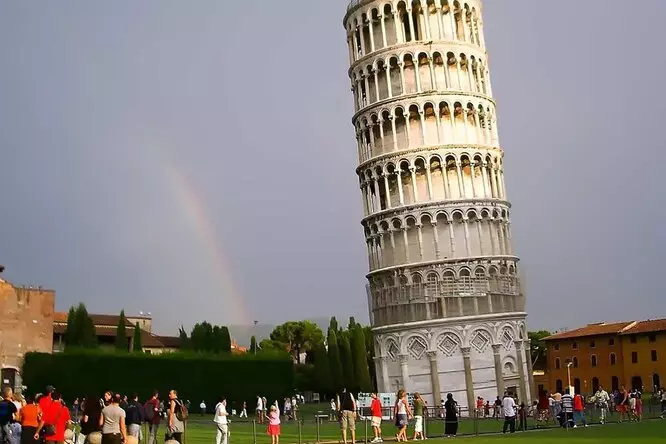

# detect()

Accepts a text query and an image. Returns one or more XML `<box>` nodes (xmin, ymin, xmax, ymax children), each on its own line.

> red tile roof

<box><xmin>544</xmin><ymin>321</ymin><xmax>635</xmax><ymax>341</ymax></box>
<box><xmin>53</xmin><ymin>311</ymin><xmax>133</xmax><ymax>327</ymax></box>
<box><xmin>620</xmin><ymin>319</ymin><xmax>666</xmax><ymax>335</ymax></box>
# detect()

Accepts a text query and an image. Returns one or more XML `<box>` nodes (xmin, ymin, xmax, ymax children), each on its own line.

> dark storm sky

<box><xmin>1</xmin><ymin>0</ymin><xmax>664</xmax><ymax>334</ymax></box>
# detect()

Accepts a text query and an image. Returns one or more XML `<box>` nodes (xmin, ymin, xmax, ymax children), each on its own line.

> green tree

<box><xmin>64</xmin><ymin>306</ymin><xmax>77</xmax><ymax>348</ymax></box>
<box><xmin>220</xmin><ymin>326</ymin><xmax>232</xmax><ymax>352</ymax></box>
<box><xmin>190</xmin><ymin>322</ymin><xmax>214</xmax><ymax>352</ymax></box>
<box><xmin>351</xmin><ymin>325</ymin><xmax>372</xmax><ymax>392</ymax></box>
<box><xmin>313</xmin><ymin>341</ymin><xmax>332</xmax><ymax>395</ymax></box>
<box><xmin>178</xmin><ymin>326</ymin><xmax>190</xmax><ymax>350</ymax></box>
<box><xmin>270</xmin><ymin>321</ymin><xmax>324</xmax><ymax>363</ymax></box>
<box><xmin>250</xmin><ymin>336</ymin><xmax>258</xmax><ymax>354</ymax></box>
<box><xmin>76</xmin><ymin>304</ymin><xmax>97</xmax><ymax>348</ymax></box>
<box><xmin>338</xmin><ymin>330</ymin><xmax>354</xmax><ymax>390</ymax></box>
<box><xmin>528</xmin><ymin>330</ymin><xmax>551</xmax><ymax>370</ymax></box>
<box><xmin>329</xmin><ymin>317</ymin><xmax>339</xmax><ymax>333</ymax></box>
<box><xmin>327</xmin><ymin>327</ymin><xmax>344</xmax><ymax>391</ymax></box>
<box><xmin>363</xmin><ymin>326</ymin><xmax>377</xmax><ymax>389</ymax></box>
<box><xmin>115</xmin><ymin>310</ymin><xmax>128</xmax><ymax>351</ymax></box>
<box><xmin>132</xmin><ymin>323</ymin><xmax>143</xmax><ymax>352</ymax></box>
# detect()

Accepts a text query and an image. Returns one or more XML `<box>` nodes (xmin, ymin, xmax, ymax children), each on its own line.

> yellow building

<box><xmin>544</xmin><ymin>319</ymin><xmax>666</xmax><ymax>394</ymax></box>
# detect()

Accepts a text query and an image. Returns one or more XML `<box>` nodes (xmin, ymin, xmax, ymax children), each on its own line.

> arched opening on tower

<box><xmin>418</xmin><ymin>52</ymin><xmax>432</xmax><ymax>91</ymax></box>
<box><xmin>370</xmin><ymin>114</ymin><xmax>381</xmax><ymax>157</ymax></box>
<box><xmin>386</xmin><ymin>163</ymin><xmax>400</xmax><ymax>207</ymax></box>
<box><xmin>394</xmin><ymin>107</ymin><xmax>408</xmax><ymax>150</ymax></box>
<box><xmin>471</xmin><ymin>7</ymin><xmax>481</xmax><ymax>45</ymax></box>
<box><xmin>371</xmin><ymin>9</ymin><xmax>383</xmax><ymax>50</ymax></box>
<box><xmin>381</xmin><ymin>110</ymin><xmax>394</xmax><ymax>153</ymax></box>
<box><xmin>376</xmin><ymin>60</ymin><xmax>389</xmax><ymax>100</ymax></box>
<box><xmin>423</xmin><ymin>102</ymin><xmax>437</xmax><ymax>145</ymax></box>
<box><xmin>466</xmin><ymin>102</ymin><xmax>478</xmax><ymax>144</ymax></box>
<box><xmin>411</xmin><ymin>1</ymin><xmax>425</xmax><ymax>41</ymax></box>
<box><xmin>403</xmin><ymin>54</ymin><xmax>417</xmax><ymax>94</ymax></box>
<box><xmin>453</xmin><ymin>1</ymin><xmax>464</xmax><ymax>41</ymax></box>
<box><xmin>414</xmin><ymin>157</ymin><xmax>428</xmax><ymax>202</ymax></box>
<box><xmin>429</xmin><ymin>156</ymin><xmax>446</xmax><ymax>200</ymax></box>
<box><xmin>459</xmin><ymin>53</ymin><xmax>471</xmax><ymax>90</ymax></box>
<box><xmin>420</xmin><ymin>214</ymin><xmax>436</xmax><ymax>262</ymax></box>
<box><xmin>375</xmin><ymin>165</ymin><xmax>388</xmax><ymax>210</ymax></box>
<box><xmin>361</xmin><ymin>13</ymin><xmax>372</xmax><ymax>55</ymax></box>
<box><xmin>464</xmin><ymin>4</ymin><xmax>474</xmax><ymax>44</ymax></box>
<box><xmin>389</xmin><ymin>57</ymin><xmax>403</xmax><ymax>96</ymax></box>
<box><xmin>445</xmin><ymin>154</ymin><xmax>460</xmax><ymax>199</ymax></box>
<box><xmin>439</xmin><ymin>101</ymin><xmax>453</xmax><ymax>143</ymax></box>
<box><xmin>441</xmin><ymin>1</ymin><xmax>453</xmax><ymax>40</ymax></box>
<box><xmin>453</xmin><ymin>101</ymin><xmax>465</xmax><ymax>143</ymax></box>
<box><xmin>447</xmin><ymin>52</ymin><xmax>460</xmax><ymax>90</ymax></box>
<box><xmin>384</xmin><ymin>5</ymin><xmax>398</xmax><ymax>46</ymax></box>
<box><xmin>399</xmin><ymin>159</ymin><xmax>414</xmax><ymax>206</ymax></box>
<box><xmin>426</xmin><ymin>0</ymin><xmax>441</xmax><ymax>40</ymax></box>
<box><xmin>408</xmin><ymin>104</ymin><xmax>423</xmax><ymax>148</ymax></box>
<box><xmin>353</xmin><ymin>18</ymin><xmax>362</xmax><ymax>58</ymax></box>
<box><xmin>392</xmin><ymin>219</ymin><xmax>406</xmax><ymax>265</ymax></box>
<box><xmin>433</xmin><ymin>52</ymin><xmax>446</xmax><ymax>90</ymax></box>
<box><xmin>366</xmin><ymin>65</ymin><xmax>377</xmax><ymax>104</ymax></box>
<box><xmin>470</xmin><ymin>56</ymin><xmax>479</xmax><ymax>93</ymax></box>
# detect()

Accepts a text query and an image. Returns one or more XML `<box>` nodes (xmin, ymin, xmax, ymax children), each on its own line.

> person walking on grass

<box><xmin>393</xmin><ymin>390</ymin><xmax>412</xmax><ymax>442</ymax></box>
<box><xmin>125</xmin><ymin>394</ymin><xmax>143</xmax><ymax>442</ymax></box>
<box><xmin>337</xmin><ymin>389</ymin><xmax>356</xmax><ymax>444</ymax></box>
<box><xmin>369</xmin><ymin>393</ymin><xmax>382</xmax><ymax>443</ymax></box>
<box><xmin>266</xmin><ymin>406</ymin><xmax>280</xmax><ymax>444</ymax></box>
<box><xmin>213</xmin><ymin>398</ymin><xmax>228</xmax><ymax>444</ymax></box>
<box><xmin>660</xmin><ymin>387</ymin><xmax>666</xmax><ymax>419</ymax></box>
<box><xmin>593</xmin><ymin>385</ymin><xmax>610</xmax><ymax>425</ymax></box>
<box><xmin>99</xmin><ymin>394</ymin><xmax>126</xmax><ymax>444</ymax></box>
<box><xmin>501</xmin><ymin>392</ymin><xmax>517</xmax><ymax>434</ymax></box>
<box><xmin>412</xmin><ymin>393</ymin><xmax>425</xmax><ymax>441</ymax></box>
<box><xmin>79</xmin><ymin>393</ymin><xmax>102</xmax><ymax>444</ymax></box>
<box><xmin>143</xmin><ymin>391</ymin><xmax>160</xmax><ymax>444</ymax></box>
<box><xmin>167</xmin><ymin>391</ymin><xmax>185</xmax><ymax>444</ymax></box>
<box><xmin>443</xmin><ymin>393</ymin><xmax>458</xmax><ymax>438</ymax></box>
<box><xmin>256</xmin><ymin>397</ymin><xmax>264</xmax><ymax>424</ymax></box>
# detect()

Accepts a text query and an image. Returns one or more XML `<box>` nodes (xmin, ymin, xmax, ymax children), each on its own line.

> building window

<box><xmin>554</xmin><ymin>344</ymin><xmax>559</xmax><ymax>351</ymax></box>
<box><xmin>572</xmin><ymin>341</ymin><xmax>578</xmax><ymax>350</ymax></box>
<box><xmin>573</xmin><ymin>357</ymin><xmax>579</xmax><ymax>368</ymax></box>
<box><xmin>591</xmin><ymin>355</ymin><xmax>597</xmax><ymax>367</ymax></box>
<box><xmin>590</xmin><ymin>340</ymin><xmax>596</xmax><ymax>348</ymax></box>
<box><xmin>630</xmin><ymin>335</ymin><xmax>637</xmax><ymax>344</ymax></box>
<box><xmin>649</xmin><ymin>334</ymin><xmax>657</xmax><ymax>343</ymax></box>
<box><xmin>631</xmin><ymin>351</ymin><xmax>638</xmax><ymax>363</ymax></box>
<box><xmin>610</xmin><ymin>353</ymin><xmax>617</xmax><ymax>365</ymax></box>
<box><xmin>609</xmin><ymin>338</ymin><xmax>615</xmax><ymax>346</ymax></box>
<box><xmin>556</xmin><ymin>379</ymin><xmax>563</xmax><ymax>393</ymax></box>
<box><xmin>652</xmin><ymin>350</ymin><xmax>658</xmax><ymax>362</ymax></box>
<box><xmin>555</xmin><ymin>358</ymin><xmax>560</xmax><ymax>369</ymax></box>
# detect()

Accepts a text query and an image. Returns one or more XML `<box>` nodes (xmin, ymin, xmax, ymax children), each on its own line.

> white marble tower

<box><xmin>343</xmin><ymin>0</ymin><xmax>533</xmax><ymax>411</ymax></box>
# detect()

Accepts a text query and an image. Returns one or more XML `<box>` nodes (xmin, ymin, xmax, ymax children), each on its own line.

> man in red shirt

<box><xmin>143</xmin><ymin>390</ymin><xmax>161</xmax><ymax>444</ymax></box>
<box><xmin>572</xmin><ymin>393</ymin><xmax>588</xmax><ymax>428</ymax></box>
<box><xmin>370</xmin><ymin>393</ymin><xmax>382</xmax><ymax>443</ymax></box>
<box><xmin>35</xmin><ymin>392</ymin><xmax>71</xmax><ymax>444</ymax></box>
<box><xmin>38</xmin><ymin>386</ymin><xmax>54</xmax><ymax>413</ymax></box>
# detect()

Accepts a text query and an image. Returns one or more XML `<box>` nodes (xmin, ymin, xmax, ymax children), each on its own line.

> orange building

<box><xmin>544</xmin><ymin>319</ymin><xmax>666</xmax><ymax>395</ymax></box>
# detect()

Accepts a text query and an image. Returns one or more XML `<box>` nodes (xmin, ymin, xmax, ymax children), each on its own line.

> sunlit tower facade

<box><xmin>343</xmin><ymin>0</ymin><xmax>532</xmax><ymax>410</ymax></box>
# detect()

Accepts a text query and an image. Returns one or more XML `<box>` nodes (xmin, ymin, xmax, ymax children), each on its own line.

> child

<box><xmin>266</xmin><ymin>405</ymin><xmax>281</xmax><ymax>444</ymax></box>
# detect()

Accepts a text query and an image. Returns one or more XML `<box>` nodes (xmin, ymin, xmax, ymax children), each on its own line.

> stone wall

<box><xmin>0</xmin><ymin>280</ymin><xmax>55</xmax><ymax>369</ymax></box>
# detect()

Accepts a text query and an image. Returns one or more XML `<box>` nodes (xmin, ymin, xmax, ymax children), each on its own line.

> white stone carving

<box><xmin>470</xmin><ymin>330</ymin><xmax>491</xmax><ymax>353</ymax></box>
<box><xmin>501</xmin><ymin>327</ymin><xmax>514</xmax><ymax>351</ymax></box>
<box><xmin>407</xmin><ymin>336</ymin><xmax>428</xmax><ymax>360</ymax></box>
<box><xmin>437</xmin><ymin>333</ymin><xmax>460</xmax><ymax>357</ymax></box>
<box><xmin>387</xmin><ymin>339</ymin><xmax>400</xmax><ymax>361</ymax></box>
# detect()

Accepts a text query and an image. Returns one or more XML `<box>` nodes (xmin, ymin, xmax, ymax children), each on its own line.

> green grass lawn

<box><xmin>167</xmin><ymin>417</ymin><xmax>666</xmax><ymax>444</ymax></box>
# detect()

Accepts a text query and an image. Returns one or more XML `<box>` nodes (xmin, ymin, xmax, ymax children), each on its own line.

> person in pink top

<box><xmin>266</xmin><ymin>405</ymin><xmax>281</xmax><ymax>444</ymax></box>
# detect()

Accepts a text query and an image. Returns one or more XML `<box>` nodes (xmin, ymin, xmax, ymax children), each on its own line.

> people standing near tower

<box><xmin>593</xmin><ymin>385</ymin><xmax>609</xmax><ymax>425</ymax></box>
<box><xmin>265</xmin><ymin>406</ymin><xmax>280</xmax><ymax>444</ymax></box>
<box><xmin>143</xmin><ymin>391</ymin><xmax>160</xmax><ymax>444</ymax></box>
<box><xmin>35</xmin><ymin>392</ymin><xmax>70</xmax><ymax>444</ymax></box>
<box><xmin>411</xmin><ymin>393</ymin><xmax>425</xmax><ymax>441</ymax></box>
<box><xmin>0</xmin><ymin>388</ymin><xmax>18</xmax><ymax>444</ymax></box>
<box><xmin>213</xmin><ymin>398</ymin><xmax>228</xmax><ymax>444</ymax></box>
<box><xmin>255</xmin><ymin>396</ymin><xmax>264</xmax><ymax>424</ymax></box>
<box><xmin>199</xmin><ymin>401</ymin><xmax>206</xmax><ymax>417</ymax></box>
<box><xmin>369</xmin><ymin>393</ymin><xmax>382</xmax><ymax>443</ymax></box>
<box><xmin>79</xmin><ymin>394</ymin><xmax>102</xmax><ymax>444</ymax></box>
<box><xmin>501</xmin><ymin>392</ymin><xmax>516</xmax><ymax>434</ymax></box>
<box><xmin>393</xmin><ymin>390</ymin><xmax>411</xmax><ymax>442</ymax></box>
<box><xmin>443</xmin><ymin>394</ymin><xmax>458</xmax><ymax>438</ymax></box>
<box><xmin>337</xmin><ymin>389</ymin><xmax>356</xmax><ymax>444</ymax></box>
<box><xmin>99</xmin><ymin>394</ymin><xmax>126</xmax><ymax>444</ymax></box>
<box><xmin>125</xmin><ymin>394</ymin><xmax>143</xmax><ymax>441</ymax></box>
<box><xmin>166</xmin><ymin>390</ymin><xmax>185</xmax><ymax>444</ymax></box>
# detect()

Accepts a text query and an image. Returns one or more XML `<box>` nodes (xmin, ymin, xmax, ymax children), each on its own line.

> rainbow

<box><xmin>158</xmin><ymin>151</ymin><xmax>251</xmax><ymax>326</ymax></box>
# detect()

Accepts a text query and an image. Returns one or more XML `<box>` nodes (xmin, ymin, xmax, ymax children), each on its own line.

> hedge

<box><xmin>22</xmin><ymin>350</ymin><xmax>294</xmax><ymax>408</ymax></box>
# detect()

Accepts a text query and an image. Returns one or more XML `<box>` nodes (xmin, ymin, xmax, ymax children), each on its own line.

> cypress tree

<box><xmin>75</xmin><ymin>303</ymin><xmax>97</xmax><ymax>348</ymax></box>
<box><xmin>220</xmin><ymin>326</ymin><xmax>232</xmax><ymax>352</ymax></box>
<box><xmin>351</xmin><ymin>325</ymin><xmax>372</xmax><ymax>392</ymax></box>
<box><xmin>313</xmin><ymin>341</ymin><xmax>332</xmax><ymax>396</ymax></box>
<box><xmin>327</xmin><ymin>328</ymin><xmax>344</xmax><ymax>391</ymax></box>
<box><xmin>178</xmin><ymin>326</ymin><xmax>190</xmax><ymax>349</ymax></box>
<box><xmin>364</xmin><ymin>326</ymin><xmax>377</xmax><ymax>390</ymax></box>
<box><xmin>338</xmin><ymin>330</ymin><xmax>355</xmax><ymax>391</ymax></box>
<box><xmin>64</xmin><ymin>306</ymin><xmax>77</xmax><ymax>348</ymax></box>
<box><xmin>115</xmin><ymin>310</ymin><xmax>128</xmax><ymax>351</ymax></box>
<box><xmin>132</xmin><ymin>322</ymin><xmax>143</xmax><ymax>352</ymax></box>
<box><xmin>250</xmin><ymin>336</ymin><xmax>258</xmax><ymax>354</ymax></box>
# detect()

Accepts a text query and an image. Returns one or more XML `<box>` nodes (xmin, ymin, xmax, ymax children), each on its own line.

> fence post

<box><xmin>252</xmin><ymin>420</ymin><xmax>257</xmax><ymax>444</ymax></box>
<box><xmin>364</xmin><ymin>415</ymin><xmax>368</xmax><ymax>443</ymax></box>
<box><xmin>298</xmin><ymin>419</ymin><xmax>303</xmax><ymax>444</ymax></box>
<box><xmin>474</xmin><ymin>408</ymin><xmax>479</xmax><ymax>436</ymax></box>
<box><xmin>316</xmin><ymin>415</ymin><xmax>320</xmax><ymax>443</ymax></box>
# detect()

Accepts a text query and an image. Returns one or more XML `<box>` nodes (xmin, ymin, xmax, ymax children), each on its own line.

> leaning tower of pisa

<box><xmin>343</xmin><ymin>0</ymin><xmax>533</xmax><ymax>410</ymax></box>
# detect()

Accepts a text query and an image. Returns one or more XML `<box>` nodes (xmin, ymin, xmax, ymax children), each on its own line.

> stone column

<box><xmin>492</xmin><ymin>344</ymin><xmax>505</xmax><ymax>397</ymax></box>
<box><xmin>525</xmin><ymin>339</ymin><xmax>537</xmax><ymax>400</ymax></box>
<box><xmin>514</xmin><ymin>340</ymin><xmax>528</xmax><ymax>403</ymax></box>
<box><xmin>426</xmin><ymin>350</ymin><xmax>441</xmax><ymax>406</ymax></box>
<box><xmin>460</xmin><ymin>346</ymin><xmax>475</xmax><ymax>414</ymax></box>
<box><xmin>399</xmin><ymin>354</ymin><xmax>410</xmax><ymax>388</ymax></box>
<box><xmin>375</xmin><ymin>355</ymin><xmax>390</xmax><ymax>392</ymax></box>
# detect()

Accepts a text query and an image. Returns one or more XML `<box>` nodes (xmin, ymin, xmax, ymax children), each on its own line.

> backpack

<box><xmin>126</xmin><ymin>403</ymin><xmax>142</xmax><ymax>424</ymax></box>
<box><xmin>176</xmin><ymin>400</ymin><xmax>189</xmax><ymax>421</ymax></box>
<box><xmin>143</xmin><ymin>401</ymin><xmax>156</xmax><ymax>422</ymax></box>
